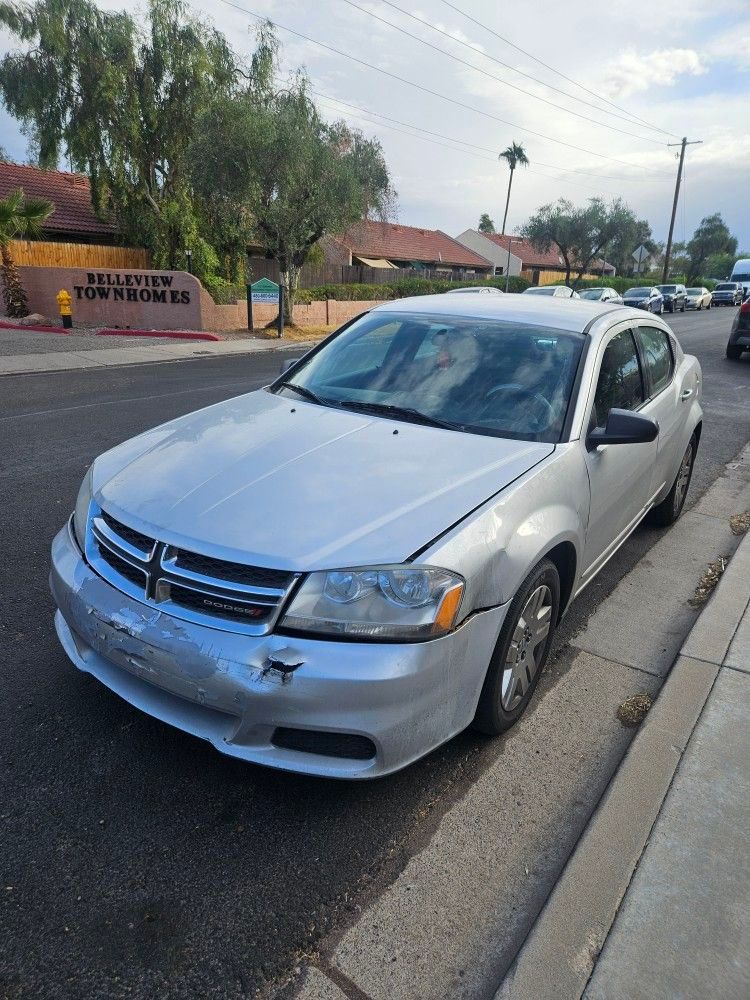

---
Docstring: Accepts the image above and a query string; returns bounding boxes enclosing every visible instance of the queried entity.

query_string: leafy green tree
[521,197,642,286]
[191,74,395,322]
[499,141,529,235]
[0,0,238,278]
[0,187,53,316]
[686,214,737,283]
[704,250,748,281]
[478,213,495,234]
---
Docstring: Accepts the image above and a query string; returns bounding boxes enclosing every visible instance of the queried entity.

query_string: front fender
[419,446,588,615]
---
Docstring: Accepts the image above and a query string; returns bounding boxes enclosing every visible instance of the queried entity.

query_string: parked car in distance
[656,284,687,313]
[622,286,664,313]
[579,287,623,304]
[446,286,503,294]
[729,259,750,298]
[51,295,702,779]
[726,297,750,360]
[523,285,580,298]
[685,287,712,310]
[712,282,744,306]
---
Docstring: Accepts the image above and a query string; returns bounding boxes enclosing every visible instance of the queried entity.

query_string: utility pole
[662,136,702,282]
[505,238,515,293]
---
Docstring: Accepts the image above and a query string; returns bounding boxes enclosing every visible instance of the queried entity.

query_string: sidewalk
[497,530,750,1000]
[0,334,314,375]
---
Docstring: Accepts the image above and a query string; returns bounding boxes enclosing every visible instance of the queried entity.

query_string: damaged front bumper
[50,522,507,778]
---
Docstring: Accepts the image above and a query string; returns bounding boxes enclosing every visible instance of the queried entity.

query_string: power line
[216,0,670,174]
[438,0,681,140]
[309,87,655,186]
[355,0,671,141]
[313,92,630,199]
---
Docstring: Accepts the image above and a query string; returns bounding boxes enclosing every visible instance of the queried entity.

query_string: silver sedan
[51,296,702,778]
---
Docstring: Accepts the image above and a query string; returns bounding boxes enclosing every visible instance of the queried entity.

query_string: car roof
[369,292,641,334]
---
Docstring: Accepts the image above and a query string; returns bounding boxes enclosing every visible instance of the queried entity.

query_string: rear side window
[638,326,673,396]
[593,330,645,426]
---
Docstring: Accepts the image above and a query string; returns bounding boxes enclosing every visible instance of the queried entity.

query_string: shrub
[298,276,530,302]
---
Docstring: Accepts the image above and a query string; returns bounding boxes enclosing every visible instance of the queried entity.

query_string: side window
[593,330,645,427]
[638,326,674,396]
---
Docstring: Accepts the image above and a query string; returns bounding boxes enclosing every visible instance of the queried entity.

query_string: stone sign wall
[19,265,204,330]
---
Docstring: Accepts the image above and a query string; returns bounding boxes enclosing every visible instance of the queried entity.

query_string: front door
[580,326,658,581]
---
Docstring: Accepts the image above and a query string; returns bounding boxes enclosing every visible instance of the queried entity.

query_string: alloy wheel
[501,585,552,711]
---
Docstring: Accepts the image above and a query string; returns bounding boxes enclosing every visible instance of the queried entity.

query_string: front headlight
[73,466,94,550]
[280,565,465,641]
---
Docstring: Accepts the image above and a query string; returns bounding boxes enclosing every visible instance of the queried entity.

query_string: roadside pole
[505,238,515,293]
[662,136,702,283]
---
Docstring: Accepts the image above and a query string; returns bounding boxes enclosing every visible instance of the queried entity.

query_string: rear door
[580,325,657,579]
[636,323,688,498]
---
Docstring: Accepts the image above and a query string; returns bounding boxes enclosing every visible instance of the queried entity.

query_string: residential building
[0,161,118,245]
[455,229,616,282]
[325,219,493,276]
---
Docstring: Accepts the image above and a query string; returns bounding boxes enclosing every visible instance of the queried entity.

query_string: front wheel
[473,559,560,736]
[727,345,743,360]
[648,434,696,527]
[658,302,664,314]
[681,301,686,312]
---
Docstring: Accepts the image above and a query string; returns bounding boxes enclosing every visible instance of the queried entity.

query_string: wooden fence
[247,258,490,288]
[9,239,150,270]
[522,268,603,286]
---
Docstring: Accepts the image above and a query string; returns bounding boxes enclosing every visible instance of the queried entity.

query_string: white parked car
[523,285,580,298]
[446,286,503,294]
[579,287,623,305]
[51,296,702,778]
[685,287,712,310]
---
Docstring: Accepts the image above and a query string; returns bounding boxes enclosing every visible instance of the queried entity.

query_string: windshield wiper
[338,399,462,431]
[276,381,327,405]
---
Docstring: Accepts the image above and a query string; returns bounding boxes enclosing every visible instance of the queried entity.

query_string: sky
[2,0,749,249]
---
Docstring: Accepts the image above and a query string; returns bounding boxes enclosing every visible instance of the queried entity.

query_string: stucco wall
[12,265,387,331]
[18,265,204,330]
[453,230,522,276]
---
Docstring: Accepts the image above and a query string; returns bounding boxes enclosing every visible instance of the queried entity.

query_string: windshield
[625,287,651,296]
[732,273,750,282]
[657,285,676,293]
[524,286,556,295]
[579,289,604,299]
[274,311,585,443]
[715,283,734,290]
[687,288,702,295]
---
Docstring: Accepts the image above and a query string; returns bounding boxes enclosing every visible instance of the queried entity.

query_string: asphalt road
[2,310,749,1000]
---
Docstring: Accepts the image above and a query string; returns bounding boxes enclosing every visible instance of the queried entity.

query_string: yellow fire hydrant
[56,288,73,329]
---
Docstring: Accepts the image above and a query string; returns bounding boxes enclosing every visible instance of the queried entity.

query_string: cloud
[603,48,707,98]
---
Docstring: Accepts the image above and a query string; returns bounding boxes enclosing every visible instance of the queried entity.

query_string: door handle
[680,388,693,401]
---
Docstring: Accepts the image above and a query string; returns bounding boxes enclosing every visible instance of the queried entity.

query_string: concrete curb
[494,530,750,1000]
[0,336,316,376]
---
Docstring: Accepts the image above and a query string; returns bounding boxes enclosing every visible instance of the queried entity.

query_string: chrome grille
[85,502,298,635]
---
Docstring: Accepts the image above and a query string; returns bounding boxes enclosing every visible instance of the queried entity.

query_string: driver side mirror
[587,408,659,449]
[279,357,301,375]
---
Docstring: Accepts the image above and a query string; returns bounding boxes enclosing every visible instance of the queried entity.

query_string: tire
[708,301,712,310]
[726,345,743,360]
[698,303,702,310]
[473,558,560,736]
[681,301,686,312]
[648,434,697,527]
[658,302,664,314]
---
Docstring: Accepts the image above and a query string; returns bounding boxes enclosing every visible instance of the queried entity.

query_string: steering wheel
[481,383,555,429]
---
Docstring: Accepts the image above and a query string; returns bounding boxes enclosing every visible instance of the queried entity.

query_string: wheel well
[545,542,577,619]
[693,421,702,446]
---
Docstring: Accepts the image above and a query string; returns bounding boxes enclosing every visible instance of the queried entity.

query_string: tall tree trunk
[501,167,514,235]
[279,259,300,326]
[1,243,29,318]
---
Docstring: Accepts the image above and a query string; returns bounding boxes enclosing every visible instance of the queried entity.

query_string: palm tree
[0,188,54,318]
[499,142,529,235]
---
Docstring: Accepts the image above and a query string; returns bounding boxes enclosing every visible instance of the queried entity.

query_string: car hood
[92,390,552,571]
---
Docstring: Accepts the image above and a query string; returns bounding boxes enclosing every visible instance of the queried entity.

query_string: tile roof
[0,162,116,239]
[339,219,492,269]
[483,233,564,269]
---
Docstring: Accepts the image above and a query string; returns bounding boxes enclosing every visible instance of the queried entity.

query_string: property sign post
[248,277,283,337]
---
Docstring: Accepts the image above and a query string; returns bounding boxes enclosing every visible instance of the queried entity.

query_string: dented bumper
[50,522,507,778]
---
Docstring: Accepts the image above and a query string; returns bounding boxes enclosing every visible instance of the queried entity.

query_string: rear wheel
[648,434,696,527]
[473,559,560,736]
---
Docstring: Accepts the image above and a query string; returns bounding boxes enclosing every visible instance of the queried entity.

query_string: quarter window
[638,326,673,396]
[593,330,645,427]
